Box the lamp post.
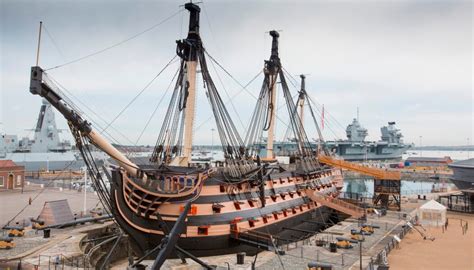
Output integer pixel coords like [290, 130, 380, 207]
[83, 167, 87, 215]
[211, 128, 215, 160]
[419, 136, 423, 157]
[468, 138, 470, 159]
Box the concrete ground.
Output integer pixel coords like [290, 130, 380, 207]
[111, 206, 419, 270]
[0, 183, 101, 227]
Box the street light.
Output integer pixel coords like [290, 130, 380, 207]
[419, 136, 423, 157]
[211, 128, 215, 160]
[468, 138, 470, 159]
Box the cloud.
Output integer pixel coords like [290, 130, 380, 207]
[1, 0, 472, 147]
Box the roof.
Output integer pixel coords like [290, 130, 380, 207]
[38, 199, 74, 225]
[405, 156, 452, 163]
[0, 160, 18, 168]
[449, 158, 474, 169]
[420, 199, 447, 210]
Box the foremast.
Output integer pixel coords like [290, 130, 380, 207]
[264, 30, 280, 160]
[176, 3, 200, 166]
[150, 2, 255, 178]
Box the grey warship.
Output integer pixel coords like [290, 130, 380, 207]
[324, 119, 411, 161]
[0, 100, 84, 171]
[261, 119, 411, 161]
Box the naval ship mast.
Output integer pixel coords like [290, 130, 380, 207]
[245, 31, 321, 173]
[149, 2, 255, 179]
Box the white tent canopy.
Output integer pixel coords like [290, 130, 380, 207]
[418, 199, 447, 227]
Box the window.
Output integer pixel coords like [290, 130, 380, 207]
[16, 175, 22, 186]
[0, 176, 4, 187]
[198, 226, 209, 235]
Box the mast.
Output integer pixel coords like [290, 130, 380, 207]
[177, 2, 200, 166]
[298, 74, 306, 128]
[265, 30, 280, 159]
[297, 74, 306, 153]
[35, 21, 42, 66]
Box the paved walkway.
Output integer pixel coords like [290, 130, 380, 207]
[0, 185, 101, 227]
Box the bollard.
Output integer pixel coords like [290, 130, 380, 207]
[317, 250, 319, 261]
[43, 229, 50, 238]
[341, 253, 344, 266]
[236, 252, 245, 265]
[301, 247, 303, 258]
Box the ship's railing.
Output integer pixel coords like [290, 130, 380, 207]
[127, 167, 213, 197]
[230, 227, 290, 250]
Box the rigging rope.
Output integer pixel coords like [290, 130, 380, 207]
[47, 76, 135, 147]
[100, 55, 178, 134]
[282, 69, 344, 140]
[194, 70, 262, 132]
[205, 51, 294, 134]
[207, 52, 246, 131]
[134, 67, 181, 146]
[2, 160, 81, 228]
[45, 9, 184, 71]
[39, 22, 137, 148]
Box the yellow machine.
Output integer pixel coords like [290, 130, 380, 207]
[31, 218, 45, 230]
[361, 224, 380, 235]
[350, 233, 365, 242]
[335, 237, 358, 249]
[0, 237, 15, 249]
[4, 226, 25, 237]
[307, 262, 333, 270]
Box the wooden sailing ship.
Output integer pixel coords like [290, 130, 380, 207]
[29, 2, 351, 263]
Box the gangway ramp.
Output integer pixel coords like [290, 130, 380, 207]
[318, 155, 401, 180]
[306, 190, 365, 218]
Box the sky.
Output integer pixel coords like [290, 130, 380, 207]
[0, 0, 472, 147]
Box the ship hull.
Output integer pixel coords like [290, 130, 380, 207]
[324, 143, 410, 161]
[256, 142, 410, 162]
[2, 151, 108, 171]
[109, 167, 344, 257]
[448, 159, 474, 190]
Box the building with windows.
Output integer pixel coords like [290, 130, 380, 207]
[405, 156, 453, 168]
[0, 160, 25, 190]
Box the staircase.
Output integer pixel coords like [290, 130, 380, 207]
[306, 190, 365, 218]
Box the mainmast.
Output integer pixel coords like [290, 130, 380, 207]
[177, 2, 201, 166]
[265, 30, 280, 159]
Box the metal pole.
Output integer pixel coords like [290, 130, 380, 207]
[467, 138, 470, 159]
[359, 240, 363, 270]
[419, 136, 423, 157]
[36, 21, 42, 66]
[211, 128, 215, 160]
[83, 167, 87, 215]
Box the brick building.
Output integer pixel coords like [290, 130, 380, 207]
[0, 160, 25, 190]
[405, 156, 453, 168]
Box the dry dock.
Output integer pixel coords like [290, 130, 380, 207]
[2, 186, 471, 269]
